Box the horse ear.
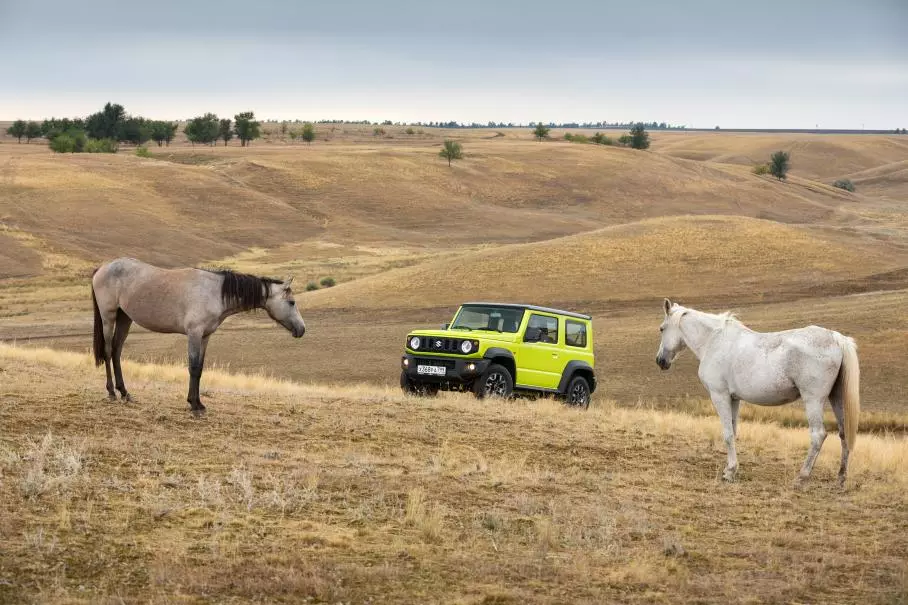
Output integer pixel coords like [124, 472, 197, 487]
[283, 276, 293, 289]
[663, 298, 673, 316]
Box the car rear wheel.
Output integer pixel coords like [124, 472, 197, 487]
[400, 372, 439, 397]
[473, 364, 513, 399]
[565, 375, 591, 408]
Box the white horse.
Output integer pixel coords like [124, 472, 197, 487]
[656, 299, 860, 485]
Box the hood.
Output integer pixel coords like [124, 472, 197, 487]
[409, 328, 519, 344]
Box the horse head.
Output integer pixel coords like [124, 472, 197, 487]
[264, 277, 306, 338]
[656, 298, 687, 370]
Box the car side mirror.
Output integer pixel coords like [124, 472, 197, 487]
[442, 323, 450, 330]
[524, 327, 541, 342]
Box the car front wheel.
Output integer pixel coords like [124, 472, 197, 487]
[473, 364, 513, 399]
[565, 375, 591, 408]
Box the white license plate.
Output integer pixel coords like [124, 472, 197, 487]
[417, 365, 446, 376]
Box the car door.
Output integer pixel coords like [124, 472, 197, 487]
[517, 313, 563, 389]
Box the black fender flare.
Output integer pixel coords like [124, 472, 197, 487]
[483, 348, 517, 380]
[558, 361, 596, 394]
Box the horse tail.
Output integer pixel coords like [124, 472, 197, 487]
[834, 332, 860, 452]
[91, 268, 106, 367]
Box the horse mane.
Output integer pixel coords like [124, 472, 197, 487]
[208, 269, 283, 311]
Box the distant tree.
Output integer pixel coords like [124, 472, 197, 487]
[280, 122, 288, 135]
[7, 120, 26, 143]
[219, 119, 234, 146]
[85, 102, 126, 140]
[533, 123, 550, 141]
[118, 117, 153, 145]
[24, 121, 41, 142]
[439, 140, 463, 167]
[185, 113, 220, 146]
[301, 122, 315, 145]
[590, 132, 613, 145]
[150, 121, 178, 146]
[769, 151, 790, 181]
[617, 134, 633, 146]
[234, 112, 261, 147]
[629, 123, 650, 149]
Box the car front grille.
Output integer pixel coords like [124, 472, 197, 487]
[418, 336, 465, 355]
[410, 357, 457, 369]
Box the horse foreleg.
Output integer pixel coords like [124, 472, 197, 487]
[112, 310, 133, 402]
[710, 392, 738, 482]
[730, 397, 741, 437]
[797, 397, 828, 485]
[186, 333, 210, 414]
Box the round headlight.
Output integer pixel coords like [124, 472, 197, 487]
[460, 340, 473, 354]
[409, 336, 421, 350]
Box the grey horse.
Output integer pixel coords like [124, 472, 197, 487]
[91, 257, 306, 414]
[656, 299, 860, 486]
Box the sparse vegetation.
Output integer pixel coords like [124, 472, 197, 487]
[85, 138, 118, 153]
[564, 133, 589, 143]
[533, 123, 550, 141]
[833, 178, 855, 192]
[373, 127, 386, 137]
[135, 145, 151, 158]
[591, 132, 614, 145]
[301, 122, 316, 145]
[305, 281, 319, 291]
[753, 163, 770, 175]
[405, 127, 415, 135]
[438, 140, 463, 166]
[770, 150, 790, 181]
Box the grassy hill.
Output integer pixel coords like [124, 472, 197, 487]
[1, 344, 907, 604]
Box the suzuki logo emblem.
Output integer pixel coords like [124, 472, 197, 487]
[435, 340, 443, 348]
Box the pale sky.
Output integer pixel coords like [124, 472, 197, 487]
[1, 0, 905, 129]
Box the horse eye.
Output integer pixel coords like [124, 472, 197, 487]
[288, 300, 296, 306]
[659, 326, 664, 333]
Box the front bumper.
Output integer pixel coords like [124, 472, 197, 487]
[401, 354, 490, 384]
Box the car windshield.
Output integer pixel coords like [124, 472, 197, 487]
[450, 305, 525, 333]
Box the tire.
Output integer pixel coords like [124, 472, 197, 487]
[400, 372, 440, 397]
[473, 364, 514, 399]
[564, 375, 591, 408]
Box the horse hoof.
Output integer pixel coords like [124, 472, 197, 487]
[107, 393, 117, 402]
[121, 394, 133, 403]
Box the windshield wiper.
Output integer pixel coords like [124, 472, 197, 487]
[450, 326, 472, 331]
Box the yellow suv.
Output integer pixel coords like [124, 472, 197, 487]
[400, 302, 596, 407]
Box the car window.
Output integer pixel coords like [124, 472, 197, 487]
[450, 306, 525, 333]
[565, 320, 587, 348]
[524, 314, 558, 344]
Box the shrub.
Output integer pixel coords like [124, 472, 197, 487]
[85, 138, 118, 153]
[406, 127, 415, 135]
[49, 134, 75, 153]
[533, 123, 550, 141]
[833, 178, 855, 192]
[301, 123, 315, 145]
[568, 133, 589, 144]
[629, 123, 650, 149]
[135, 146, 151, 158]
[591, 132, 614, 145]
[769, 151, 790, 181]
[752, 163, 770, 175]
[319, 277, 336, 288]
[439, 140, 463, 167]
[305, 281, 319, 291]
[373, 127, 386, 136]
[617, 134, 633, 146]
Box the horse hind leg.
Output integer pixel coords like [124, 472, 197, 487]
[710, 392, 738, 482]
[830, 380, 849, 486]
[112, 309, 133, 402]
[101, 312, 117, 401]
[796, 396, 828, 486]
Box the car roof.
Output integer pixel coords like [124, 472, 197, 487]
[461, 302, 592, 321]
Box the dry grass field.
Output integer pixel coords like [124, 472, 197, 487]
[1, 126, 908, 603]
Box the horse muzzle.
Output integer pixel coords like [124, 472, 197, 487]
[292, 326, 306, 338]
[656, 355, 671, 370]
